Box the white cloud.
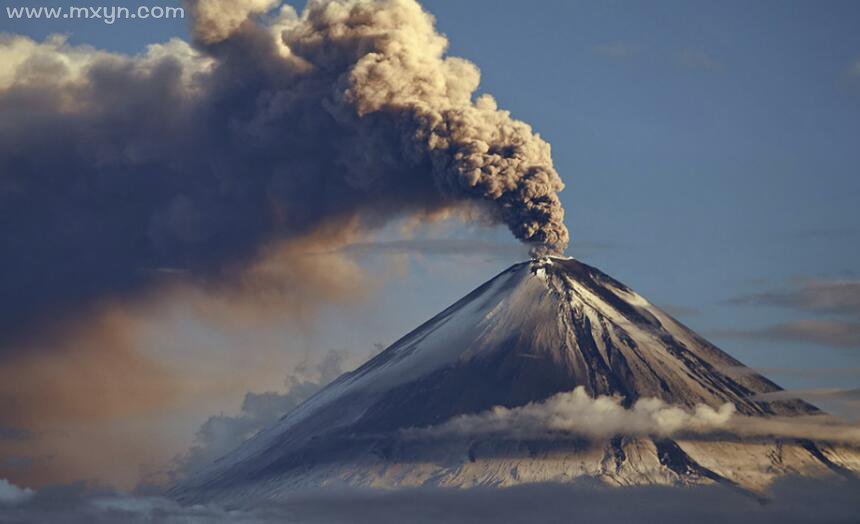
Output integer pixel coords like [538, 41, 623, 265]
[0, 478, 34, 506]
[404, 386, 735, 440]
[405, 386, 860, 444]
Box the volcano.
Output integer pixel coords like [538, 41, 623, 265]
[173, 257, 860, 504]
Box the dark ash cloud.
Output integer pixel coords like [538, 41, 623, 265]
[0, 426, 31, 441]
[0, 0, 569, 351]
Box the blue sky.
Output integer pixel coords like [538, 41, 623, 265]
[3, 0, 858, 385]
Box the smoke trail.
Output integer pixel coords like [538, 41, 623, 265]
[0, 0, 568, 347]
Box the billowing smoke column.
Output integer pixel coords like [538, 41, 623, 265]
[0, 0, 568, 346]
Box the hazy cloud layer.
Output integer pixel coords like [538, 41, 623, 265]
[718, 320, 860, 349]
[725, 278, 860, 349]
[591, 42, 638, 59]
[341, 238, 529, 258]
[1, 478, 859, 523]
[172, 349, 353, 479]
[721, 365, 860, 380]
[752, 388, 860, 420]
[0, 243, 370, 489]
[679, 48, 721, 71]
[406, 386, 860, 445]
[340, 237, 614, 260]
[730, 278, 860, 316]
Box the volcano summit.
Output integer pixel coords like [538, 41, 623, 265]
[173, 258, 860, 504]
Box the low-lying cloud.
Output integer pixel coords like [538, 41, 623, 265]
[1, 478, 859, 523]
[405, 386, 860, 444]
[405, 386, 735, 440]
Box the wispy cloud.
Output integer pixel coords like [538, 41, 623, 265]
[753, 388, 860, 420]
[720, 366, 860, 380]
[658, 304, 702, 317]
[730, 278, 860, 317]
[716, 320, 860, 349]
[753, 388, 860, 405]
[679, 48, 722, 71]
[849, 58, 860, 77]
[591, 42, 638, 59]
[724, 278, 860, 349]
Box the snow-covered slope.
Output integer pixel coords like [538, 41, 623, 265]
[172, 258, 858, 504]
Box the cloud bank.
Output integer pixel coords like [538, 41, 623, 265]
[406, 386, 860, 445]
[406, 386, 736, 440]
[1, 478, 859, 523]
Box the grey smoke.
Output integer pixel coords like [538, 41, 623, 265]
[0, 0, 568, 347]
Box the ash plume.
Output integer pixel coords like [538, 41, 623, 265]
[0, 0, 568, 347]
